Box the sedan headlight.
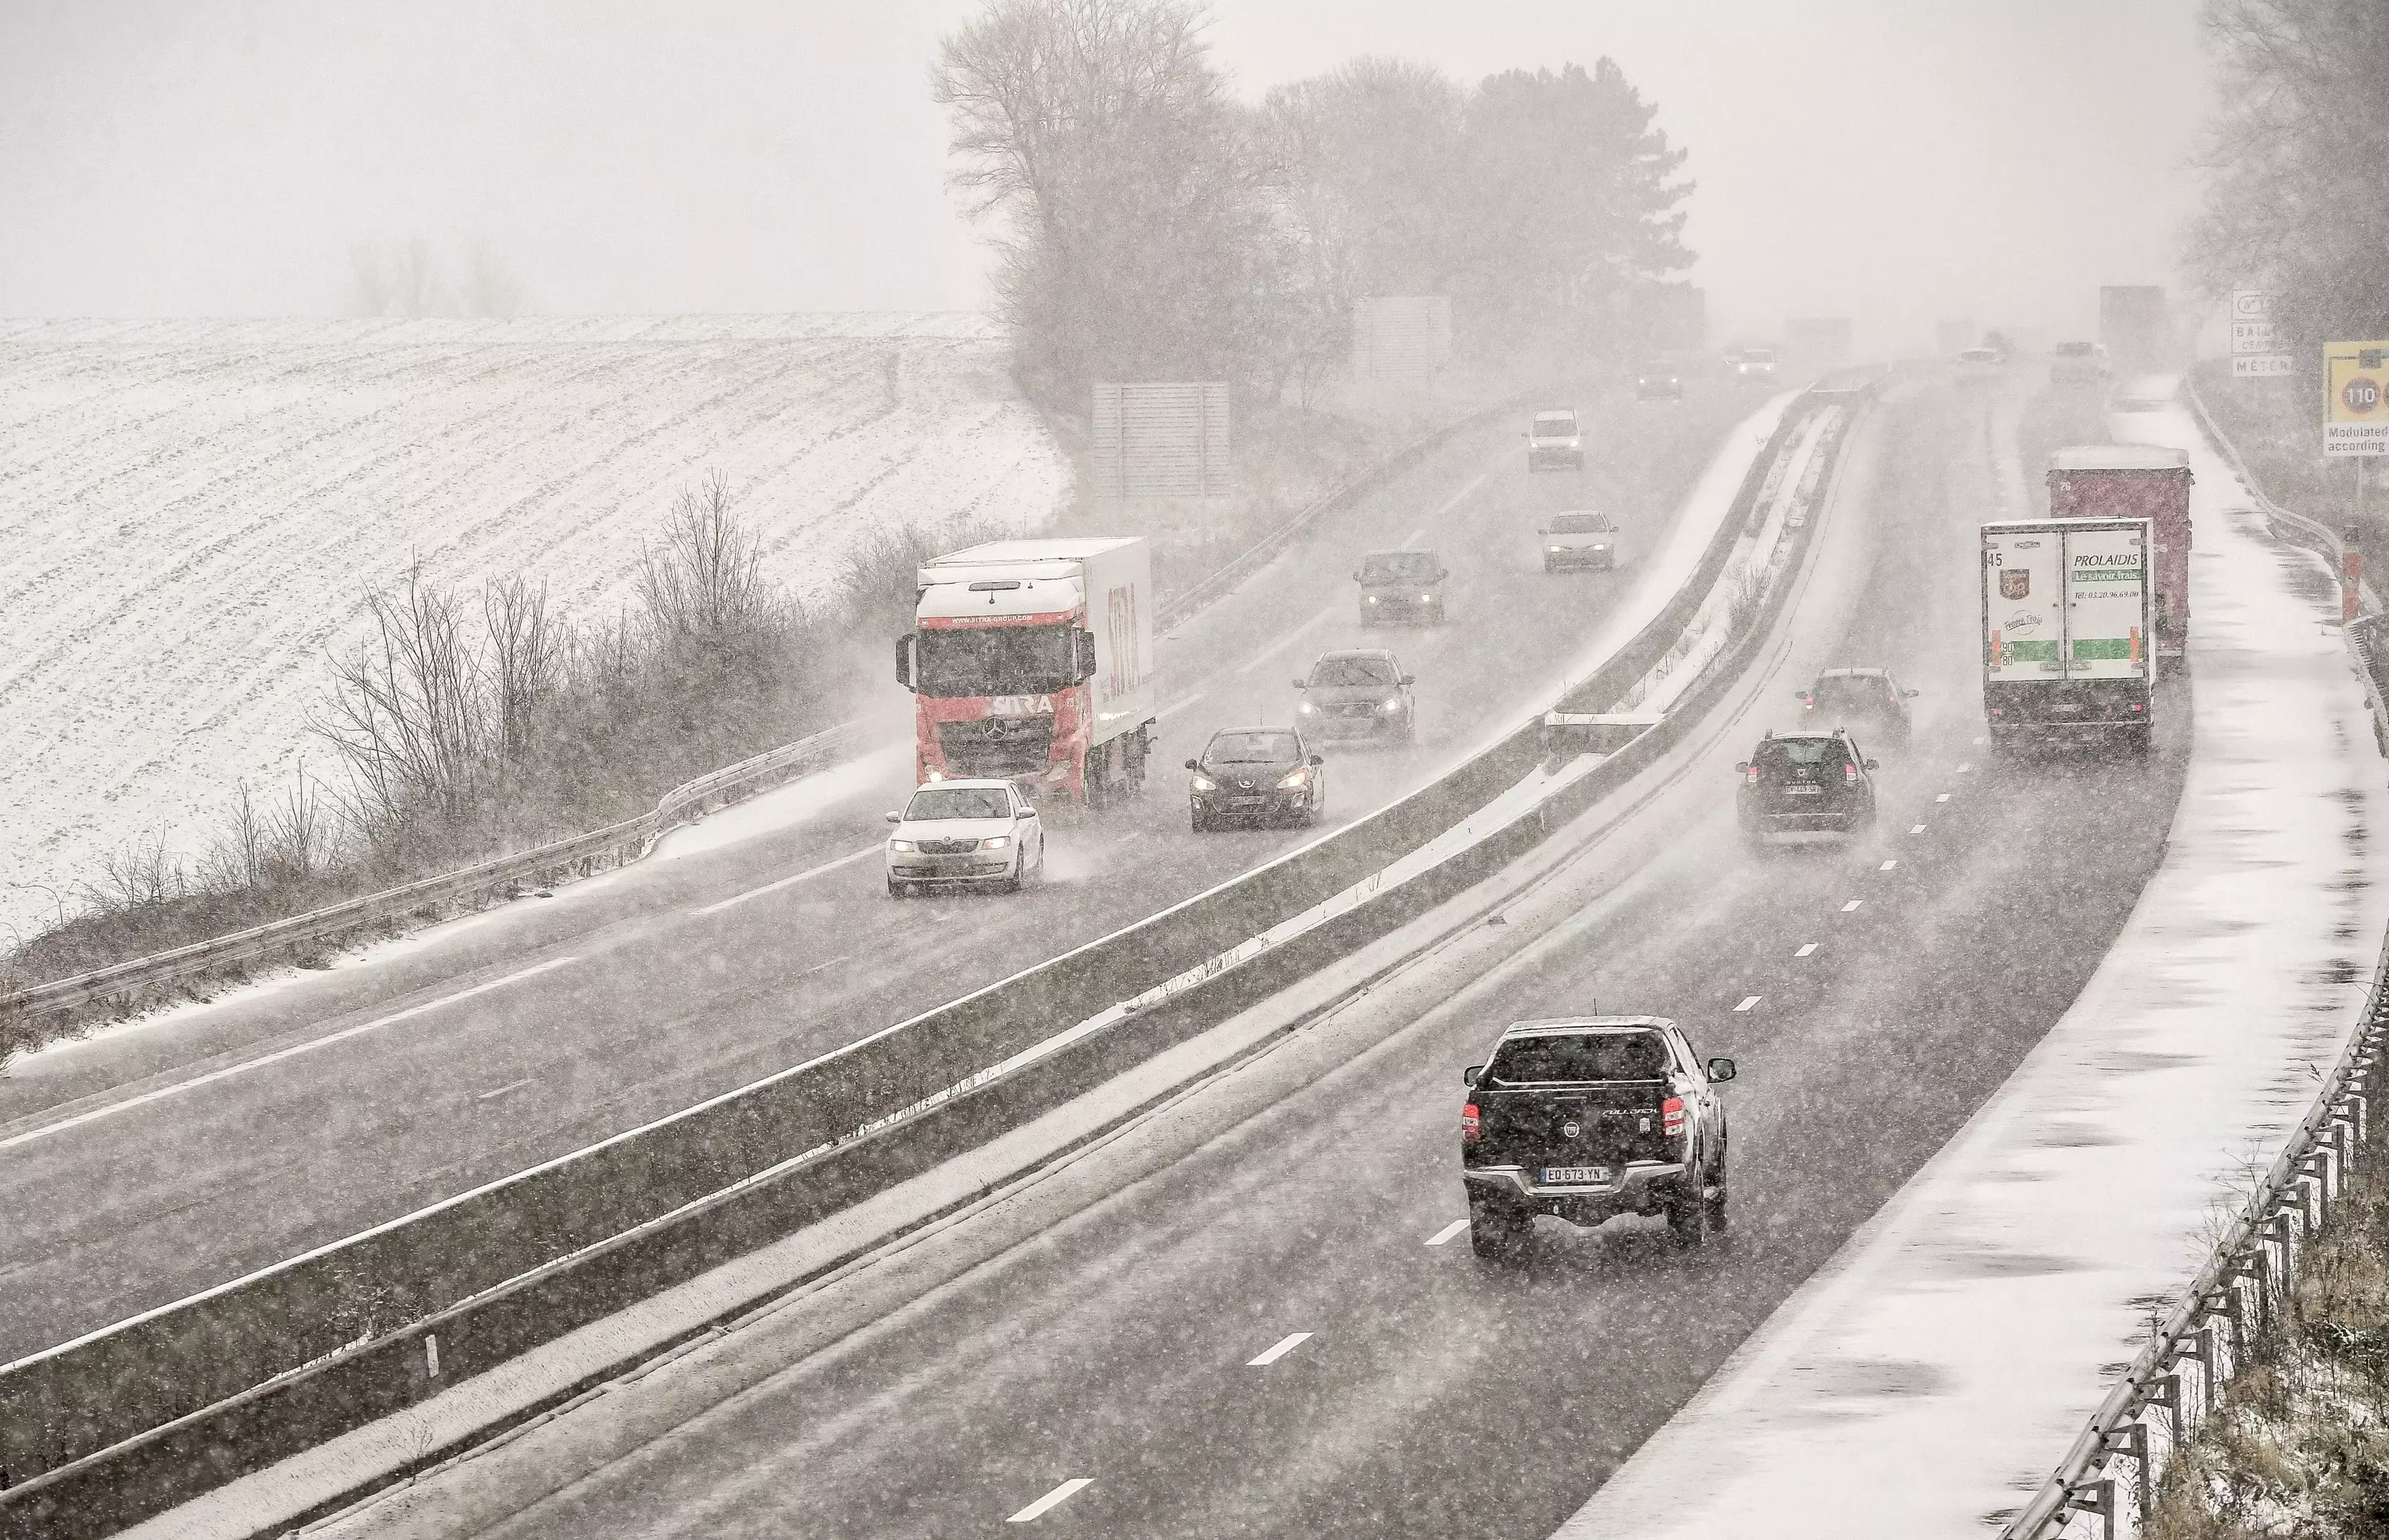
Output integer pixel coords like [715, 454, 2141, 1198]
[1298, 701, 1316, 714]
[1277, 767, 1312, 790]
[1419, 592, 1433, 602]
[1548, 545, 1565, 553]
[982, 835, 1011, 851]
[1366, 595, 1380, 604]
[1592, 543, 1609, 551]
[889, 839, 916, 853]
[1379, 698, 1405, 714]
[1190, 774, 1218, 793]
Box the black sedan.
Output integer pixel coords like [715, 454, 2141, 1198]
[1187, 726, 1327, 831]
[1797, 666, 1918, 744]
[1635, 358, 1683, 401]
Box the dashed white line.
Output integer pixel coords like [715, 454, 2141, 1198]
[1794, 942, 1818, 958]
[1, 954, 581, 1150]
[1957, 762, 1973, 773]
[798, 953, 853, 979]
[696, 846, 879, 915]
[1934, 793, 1951, 803]
[1008, 1479, 1092, 1523]
[1879, 859, 1898, 871]
[1842, 899, 1864, 913]
[1973, 735, 1987, 745]
[1249, 1331, 1314, 1366]
[1426, 471, 1491, 524]
[1910, 824, 1926, 834]
[1234, 607, 1335, 677]
[1157, 691, 1207, 721]
[1734, 995, 1761, 1012]
[1426, 1218, 1469, 1246]
[476, 1077, 534, 1102]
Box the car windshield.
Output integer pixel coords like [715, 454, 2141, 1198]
[1743, 350, 1774, 362]
[2055, 342, 2092, 357]
[1208, 731, 1299, 764]
[1641, 362, 1673, 376]
[905, 787, 1011, 821]
[1532, 415, 1576, 436]
[1550, 513, 1613, 535]
[1489, 1030, 1669, 1084]
[1362, 552, 1439, 581]
[1813, 675, 1888, 706]
[916, 623, 1075, 698]
[1758, 737, 1846, 769]
[1309, 657, 1396, 687]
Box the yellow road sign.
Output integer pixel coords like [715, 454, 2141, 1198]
[2325, 339, 2389, 455]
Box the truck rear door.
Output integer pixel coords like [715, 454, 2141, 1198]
[2060, 523, 2149, 680]
[1983, 529, 2064, 678]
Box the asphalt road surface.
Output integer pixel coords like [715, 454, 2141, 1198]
[0, 379, 1763, 1362]
[416, 374, 2193, 1540]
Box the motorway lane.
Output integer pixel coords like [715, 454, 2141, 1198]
[445, 376, 2195, 1540]
[0, 382, 1767, 1363]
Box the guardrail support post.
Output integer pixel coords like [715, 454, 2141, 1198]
[2067, 1476, 2117, 1540]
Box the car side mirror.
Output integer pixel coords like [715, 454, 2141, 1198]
[1734, 762, 1750, 773]
[1351, 569, 1363, 582]
[1903, 688, 1921, 698]
[884, 811, 902, 824]
[1863, 758, 1879, 770]
[1308, 753, 1324, 767]
[1183, 759, 1199, 771]
[1793, 690, 1808, 702]
[1535, 528, 1546, 536]
[1400, 674, 1414, 686]
[894, 633, 915, 691]
[1707, 1057, 1737, 1082]
[1292, 678, 1308, 690]
[1073, 630, 1098, 682]
[1019, 806, 1038, 818]
[1463, 1065, 1482, 1087]
[1435, 569, 1449, 582]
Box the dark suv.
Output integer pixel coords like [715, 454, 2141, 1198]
[1738, 729, 1878, 847]
[1187, 726, 1326, 831]
[1295, 649, 1416, 743]
[1461, 1016, 1733, 1258]
[1355, 549, 1448, 626]
[1635, 358, 1683, 401]
[1797, 667, 1918, 744]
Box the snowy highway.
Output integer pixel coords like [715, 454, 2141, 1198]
[294, 374, 2197, 1540]
[0, 379, 1758, 1364]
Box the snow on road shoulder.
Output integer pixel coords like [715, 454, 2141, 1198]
[1551, 401, 2389, 1539]
[0, 315, 1065, 944]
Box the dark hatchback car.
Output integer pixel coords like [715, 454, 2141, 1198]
[1187, 726, 1327, 831]
[1738, 729, 1877, 847]
[1797, 667, 1918, 743]
[1635, 358, 1683, 401]
[1355, 549, 1448, 626]
[1295, 649, 1416, 744]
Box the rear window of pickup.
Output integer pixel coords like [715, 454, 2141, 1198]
[1488, 1031, 1668, 1084]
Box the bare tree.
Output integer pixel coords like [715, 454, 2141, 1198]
[349, 237, 448, 319]
[314, 568, 492, 832]
[458, 245, 527, 319]
[639, 472, 777, 655]
[483, 576, 561, 775]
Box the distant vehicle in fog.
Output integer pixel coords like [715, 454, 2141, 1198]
[2107, 377, 2177, 413]
[1294, 649, 1416, 745]
[1737, 729, 1879, 847]
[1355, 549, 1448, 625]
[1956, 346, 2006, 381]
[884, 780, 1045, 897]
[1734, 347, 1778, 385]
[1187, 726, 1326, 831]
[1635, 359, 1683, 401]
[1526, 409, 1585, 471]
[1797, 667, 1917, 744]
[2050, 341, 2112, 385]
[1539, 510, 1619, 573]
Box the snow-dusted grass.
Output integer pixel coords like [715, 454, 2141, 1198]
[1550, 399, 2389, 1538]
[0, 315, 1065, 943]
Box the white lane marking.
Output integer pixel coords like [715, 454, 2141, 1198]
[1428, 471, 1491, 523]
[694, 846, 879, 916]
[1249, 1331, 1315, 1366]
[1842, 900, 1864, 913]
[1157, 691, 1207, 721]
[798, 954, 853, 979]
[1734, 995, 1761, 1012]
[476, 1077, 534, 1102]
[1794, 943, 1818, 958]
[0, 955, 581, 1151]
[1234, 607, 1335, 678]
[1910, 824, 1926, 834]
[1879, 859, 1898, 871]
[1402, 527, 1430, 545]
[1957, 762, 1973, 773]
[1934, 793, 1950, 803]
[1007, 1479, 1092, 1523]
[1973, 735, 1987, 745]
[1426, 1218, 1469, 1246]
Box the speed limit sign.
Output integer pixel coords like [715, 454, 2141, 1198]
[2326, 340, 2389, 455]
[2344, 376, 2382, 414]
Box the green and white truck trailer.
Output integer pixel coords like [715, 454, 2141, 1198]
[1980, 517, 2155, 756]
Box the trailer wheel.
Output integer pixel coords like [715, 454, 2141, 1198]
[1083, 748, 1108, 810]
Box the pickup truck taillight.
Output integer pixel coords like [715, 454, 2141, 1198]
[1663, 1096, 1686, 1138]
[1462, 1103, 1480, 1143]
[1744, 764, 1758, 786]
[1843, 762, 1859, 786]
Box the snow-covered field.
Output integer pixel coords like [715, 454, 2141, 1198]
[1551, 392, 2389, 1538]
[0, 314, 1065, 944]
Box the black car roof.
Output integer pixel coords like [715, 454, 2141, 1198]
[1316, 647, 1398, 662]
[1817, 667, 1888, 679]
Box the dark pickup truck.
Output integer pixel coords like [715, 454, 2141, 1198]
[1460, 1016, 1734, 1259]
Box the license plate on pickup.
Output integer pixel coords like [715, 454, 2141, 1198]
[1539, 1166, 1612, 1186]
[1783, 784, 1821, 795]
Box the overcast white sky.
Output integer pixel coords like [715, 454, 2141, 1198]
[0, 1, 2212, 353]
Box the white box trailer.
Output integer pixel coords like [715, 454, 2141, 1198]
[898, 536, 1157, 805]
[1980, 518, 2154, 754]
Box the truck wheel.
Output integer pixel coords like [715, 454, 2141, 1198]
[1191, 809, 1212, 834]
[2130, 724, 2153, 757]
[1468, 1202, 1528, 1262]
[888, 878, 909, 899]
[1083, 749, 1108, 811]
[1666, 1185, 1711, 1248]
[1703, 1153, 1730, 1231]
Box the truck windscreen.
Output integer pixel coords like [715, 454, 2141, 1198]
[917, 623, 1075, 698]
[1489, 1031, 1668, 1084]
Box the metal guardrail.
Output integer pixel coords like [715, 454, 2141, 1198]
[0, 386, 1863, 1538]
[2, 383, 1570, 1035]
[2004, 377, 2389, 1540]
[0, 721, 870, 1029]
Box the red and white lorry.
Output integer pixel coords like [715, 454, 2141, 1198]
[897, 537, 1157, 806]
[2046, 445, 2192, 664]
